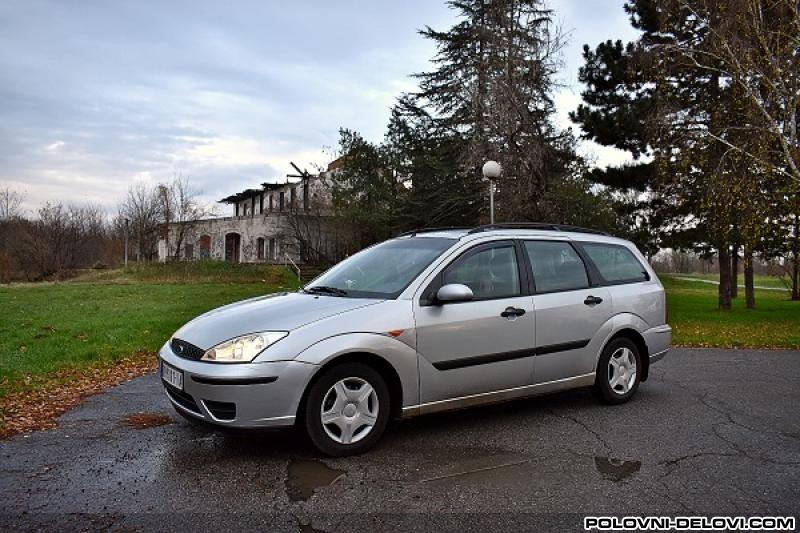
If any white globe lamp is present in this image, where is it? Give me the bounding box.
[482,160,502,180]
[482,161,502,224]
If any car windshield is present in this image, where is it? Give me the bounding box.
[304,237,455,299]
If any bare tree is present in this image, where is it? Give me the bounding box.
[158,175,215,260]
[15,203,108,279]
[118,182,161,262]
[283,180,338,265]
[0,184,25,219]
[654,0,799,308]
[665,0,800,185]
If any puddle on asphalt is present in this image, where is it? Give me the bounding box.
[296,517,328,533]
[122,412,175,429]
[286,459,345,502]
[594,456,641,482]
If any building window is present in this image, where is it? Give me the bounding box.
[259,194,264,214]
[199,235,211,259]
[268,238,276,260]
[225,233,241,263]
[184,243,194,260]
[257,237,265,260]
[290,187,296,208]
[279,191,285,211]
[269,194,273,211]
[303,184,309,210]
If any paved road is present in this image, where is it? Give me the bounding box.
[1,349,799,532]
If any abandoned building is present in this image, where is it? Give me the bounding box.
[157,161,342,265]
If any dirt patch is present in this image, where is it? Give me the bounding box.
[0,354,157,439]
[122,412,174,429]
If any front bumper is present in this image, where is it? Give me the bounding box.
[643,324,672,364]
[158,342,318,428]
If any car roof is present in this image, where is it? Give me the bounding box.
[401,225,631,246]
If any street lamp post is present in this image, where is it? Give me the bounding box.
[482,161,502,224]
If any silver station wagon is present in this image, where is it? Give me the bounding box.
[159,223,671,456]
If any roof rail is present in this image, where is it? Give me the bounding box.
[397,226,472,237]
[467,222,609,236]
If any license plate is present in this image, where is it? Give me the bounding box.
[161,361,184,390]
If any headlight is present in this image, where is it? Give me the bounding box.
[202,332,288,363]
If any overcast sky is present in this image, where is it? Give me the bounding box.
[0,0,639,215]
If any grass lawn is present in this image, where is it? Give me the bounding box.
[661,275,800,348]
[0,264,299,401]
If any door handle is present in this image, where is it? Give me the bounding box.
[584,295,603,306]
[501,306,526,318]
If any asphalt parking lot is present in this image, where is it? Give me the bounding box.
[1,348,799,532]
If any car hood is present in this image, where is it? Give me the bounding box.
[173,291,383,349]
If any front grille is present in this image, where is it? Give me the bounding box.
[203,400,236,421]
[171,337,205,361]
[165,385,201,414]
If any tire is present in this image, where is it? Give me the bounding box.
[593,337,642,405]
[303,362,391,457]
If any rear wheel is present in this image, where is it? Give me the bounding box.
[303,363,390,456]
[594,338,641,404]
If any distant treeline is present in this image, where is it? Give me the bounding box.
[0,176,208,282]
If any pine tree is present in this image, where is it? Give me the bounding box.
[385,100,482,229]
[570,37,659,255]
[407,0,580,222]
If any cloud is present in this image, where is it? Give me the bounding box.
[0,0,638,215]
[0,0,454,214]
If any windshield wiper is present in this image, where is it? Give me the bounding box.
[303,285,349,297]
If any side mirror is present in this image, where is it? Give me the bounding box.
[436,283,474,304]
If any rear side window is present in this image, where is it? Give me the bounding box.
[581,243,649,283]
[523,241,589,293]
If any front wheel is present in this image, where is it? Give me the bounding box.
[593,338,641,404]
[303,363,390,457]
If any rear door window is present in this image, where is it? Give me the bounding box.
[522,241,589,293]
[580,243,649,284]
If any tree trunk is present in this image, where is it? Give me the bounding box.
[718,245,732,310]
[744,246,755,309]
[730,243,739,299]
[792,214,800,301]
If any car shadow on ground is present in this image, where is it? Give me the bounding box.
[181,385,608,460]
